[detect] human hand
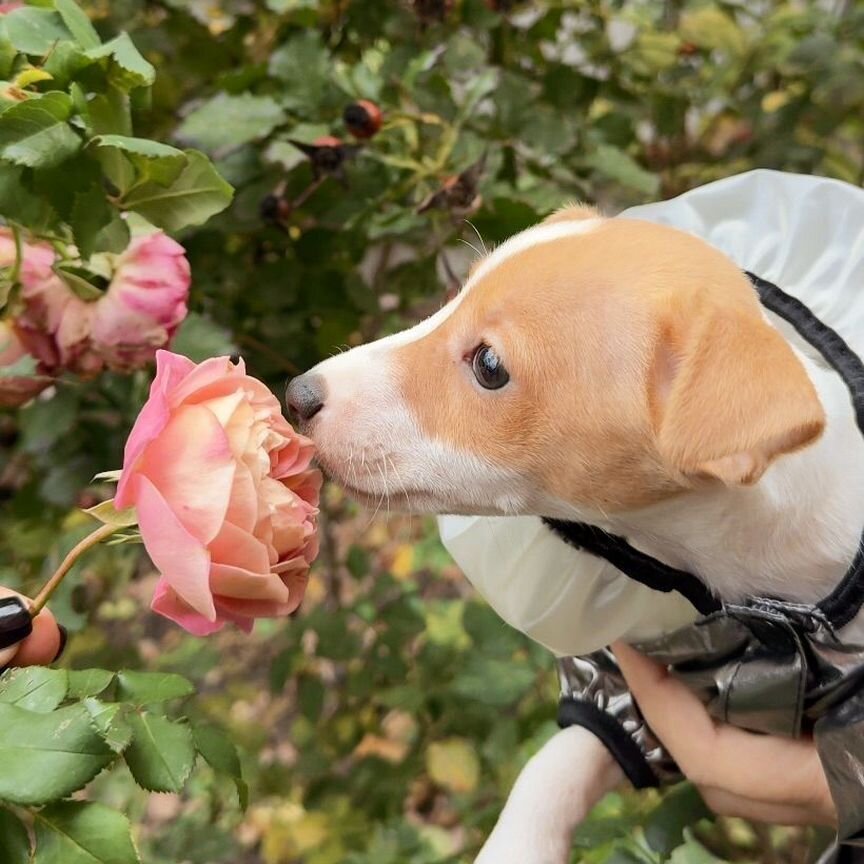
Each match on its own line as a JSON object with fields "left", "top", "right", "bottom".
{"left": 612, "top": 641, "right": 836, "bottom": 827}
{"left": 0, "top": 587, "right": 65, "bottom": 670}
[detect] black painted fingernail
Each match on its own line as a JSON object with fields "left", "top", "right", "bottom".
{"left": 53, "top": 625, "right": 68, "bottom": 663}
{"left": 0, "top": 597, "right": 32, "bottom": 649}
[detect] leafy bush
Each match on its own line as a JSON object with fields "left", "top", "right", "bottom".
{"left": 0, "top": 0, "right": 861, "bottom": 861}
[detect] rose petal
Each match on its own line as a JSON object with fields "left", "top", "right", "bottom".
{"left": 209, "top": 520, "right": 271, "bottom": 573}
{"left": 211, "top": 563, "right": 290, "bottom": 603}
{"left": 224, "top": 462, "right": 258, "bottom": 533}
{"left": 136, "top": 476, "right": 216, "bottom": 621}
{"left": 167, "top": 356, "right": 241, "bottom": 406}
{"left": 139, "top": 403, "right": 236, "bottom": 544}
{"left": 151, "top": 578, "right": 225, "bottom": 636}
{"left": 116, "top": 351, "right": 194, "bottom": 508}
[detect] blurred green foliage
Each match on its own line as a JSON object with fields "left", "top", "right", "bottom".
{"left": 1, "top": 0, "right": 863, "bottom": 860}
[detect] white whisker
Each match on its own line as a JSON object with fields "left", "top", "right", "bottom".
{"left": 464, "top": 219, "right": 489, "bottom": 255}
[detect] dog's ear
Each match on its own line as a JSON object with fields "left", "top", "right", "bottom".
{"left": 543, "top": 203, "right": 599, "bottom": 225}
{"left": 652, "top": 305, "right": 825, "bottom": 486}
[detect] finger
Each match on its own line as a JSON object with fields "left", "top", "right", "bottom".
{"left": 15, "top": 609, "right": 64, "bottom": 667}
{"left": 612, "top": 642, "right": 829, "bottom": 808}
{"left": 699, "top": 786, "right": 836, "bottom": 827}
{"left": 0, "top": 588, "right": 64, "bottom": 668}
{"left": 0, "top": 591, "right": 34, "bottom": 667}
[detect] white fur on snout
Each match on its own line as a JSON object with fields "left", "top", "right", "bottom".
{"left": 306, "top": 216, "right": 603, "bottom": 514}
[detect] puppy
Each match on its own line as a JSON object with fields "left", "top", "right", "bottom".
{"left": 287, "top": 205, "right": 864, "bottom": 862}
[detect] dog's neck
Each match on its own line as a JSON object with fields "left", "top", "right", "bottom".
{"left": 582, "top": 354, "right": 864, "bottom": 604}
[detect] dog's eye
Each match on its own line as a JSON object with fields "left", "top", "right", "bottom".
{"left": 471, "top": 344, "right": 510, "bottom": 390}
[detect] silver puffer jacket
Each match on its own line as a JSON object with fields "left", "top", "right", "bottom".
{"left": 438, "top": 171, "right": 864, "bottom": 845}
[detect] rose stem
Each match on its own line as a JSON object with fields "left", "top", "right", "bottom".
{"left": 30, "top": 522, "right": 119, "bottom": 616}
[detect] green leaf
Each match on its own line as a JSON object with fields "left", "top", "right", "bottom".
{"left": 426, "top": 738, "right": 479, "bottom": 793}
{"left": 193, "top": 722, "right": 248, "bottom": 809}
{"left": 67, "top": 669, "right": 115, "bottom": 699}
{"left": 0, "top": 807, "right": 31, "bottom": 864}
{"left": 42, "top": 41, "right": 93, "bottom": 88}
{"left": 0, "top": 91, "right": 80, "bottom": 169}
{"left": 2, "top": 7, "right": 72, "bottom": 56}
{"left": 176, "top": 93, "right": 286, "bottom": 153}
{"left": 268, "top": 30, "right": 331, "bottom": 112}
{"left": 115, "top": 671, "right": 195, "bottom": 704}
{"left": 92, "top": 134, "right": 187, "bottom": 190}
{"left": 84, "top": 499, "right": 138, "bottom": 528}
{"left": 193, "top": 723, "right": 241, "bottom": 777}
{"left": 120, "top": 150, "right": 233, "bottom": 232}
{"left": 170, "top": 312, "right": 237, "bottom": 363}
{"left": 83, "top": 698, "right": 133, "bottom": 753}
{"left": 0, "top": 162, "right": 56, "bottom": 228}
{"left": 645, "top": 783, "right": 713, "bottom": 857}
{"left": 124, "top": 712, "right": 196, "bottom": 793}
{"left": 451, "top": 656, "right": 536, "bottom": 707}
{"left": 33, "top": 801, "right": 140, "bottom": 864}
{"left": 0, "top": 667, "right": 68, "bottom": 712}
{"left": 54, "top": 0, "right": 101, "bottom": 50}
{"left": 679, "top": 8, "right": 747, "bottom": 57}
{"left": 0, "top": 35, "right": 16, "bottom": 80}
{"left": 91, "top": 214, "right": 130, "bottom": 255}
{"left": 0, "top": 702, "right": 115, "bottom": 804}
{"left": 585, "top": 144, "right": 659, "bottom": 196}
{"left": 69, "top": 184, "right": 114, "bottom": 260}
{"left": 0, "top": 352, "right": 38, "bottom": 379}
{"left": 86, "top": 34, "right": 155, "bottom": 91}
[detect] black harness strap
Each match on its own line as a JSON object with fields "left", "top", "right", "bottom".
{"left": 543, "top": 518, "right": 721, "bottom": 616}
{"left": 746, "top": 273, "right": 864, "bottom": 630}
{"left": 544, "top": 273, "right": 864, "bottom": 629}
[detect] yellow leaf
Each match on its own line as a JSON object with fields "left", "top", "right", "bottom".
{"left": 762, "top": 90, "right": 791, "bottom": 113}
{"left": 14, "top": 68, "right": 53, "bottom": 89}
{"left": 353, "top": 733, "right": 408, "bottom": 764}
{"left": 390, "top": 544, "right": 415, "bottom": 580}
{"left": 426, "top": 738, "right": 480, "bottom": 794}
{"left": 262, "top": 806, "right": 330, "bottom": 864}
{"left": 679, "top": 8, "right": 747, "bottom": 56}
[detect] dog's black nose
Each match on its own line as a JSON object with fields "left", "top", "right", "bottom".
{"left": 286, "top": 373, "right": 325, "bottom": 421}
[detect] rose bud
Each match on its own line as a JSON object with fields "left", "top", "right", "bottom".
{"left": 260, "top": 193, "right": 292, "bottom": 224}
{"left": 417, "top": 153, "right": 486, "bottom": 217}
{"left": 90, "top": 232, "right": 191, "bottom": 371}
{"left": 289, "top": 136, "right": 359, "bottom": 183}
{"left": 115, "top": 351, "right": 321, "bottom": 635}
{"left": 343, "top": 100, "right": 383, "bottom": 140}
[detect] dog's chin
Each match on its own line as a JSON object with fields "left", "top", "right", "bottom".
{"left": 321, "top": 471, "right": 495, "bottom": 516}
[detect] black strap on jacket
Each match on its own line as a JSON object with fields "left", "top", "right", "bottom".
{"left": 747, "top": 273, "right": 864, "bottom": 630}
{"left": 544, "top": 273, "right": 864, "bottom": 629}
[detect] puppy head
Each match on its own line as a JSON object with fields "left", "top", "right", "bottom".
{"left": 289, "top": 208, "right": 825, "bottom": 518}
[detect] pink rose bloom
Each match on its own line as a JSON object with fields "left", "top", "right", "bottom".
{"left": 90, "top": 233, "right": 191, "bottom": 370}
{"left": 0, "top": 228, "right": 94, "bottom": 373}
{"left": 115, "top": 350, "right": 321, "bottom": 635}
{"left": 0, "top": 320, "right": 49, "bottom": 407}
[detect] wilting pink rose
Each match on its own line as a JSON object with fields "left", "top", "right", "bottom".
{"left": 0, "top": 320, "right": 49, "bottom": 407}
{"left": 91, "top": 233, "right": 191, "bottom": 370}
{"left": 115, "top": 350, "right": 321, "bottom": 635}
{"left": 0, "top": 228, "right": 95, "bottom": 373}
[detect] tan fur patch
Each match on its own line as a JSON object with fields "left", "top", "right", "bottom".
{"left": 395, "top": 219, "right": 825, "bottom": 511}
